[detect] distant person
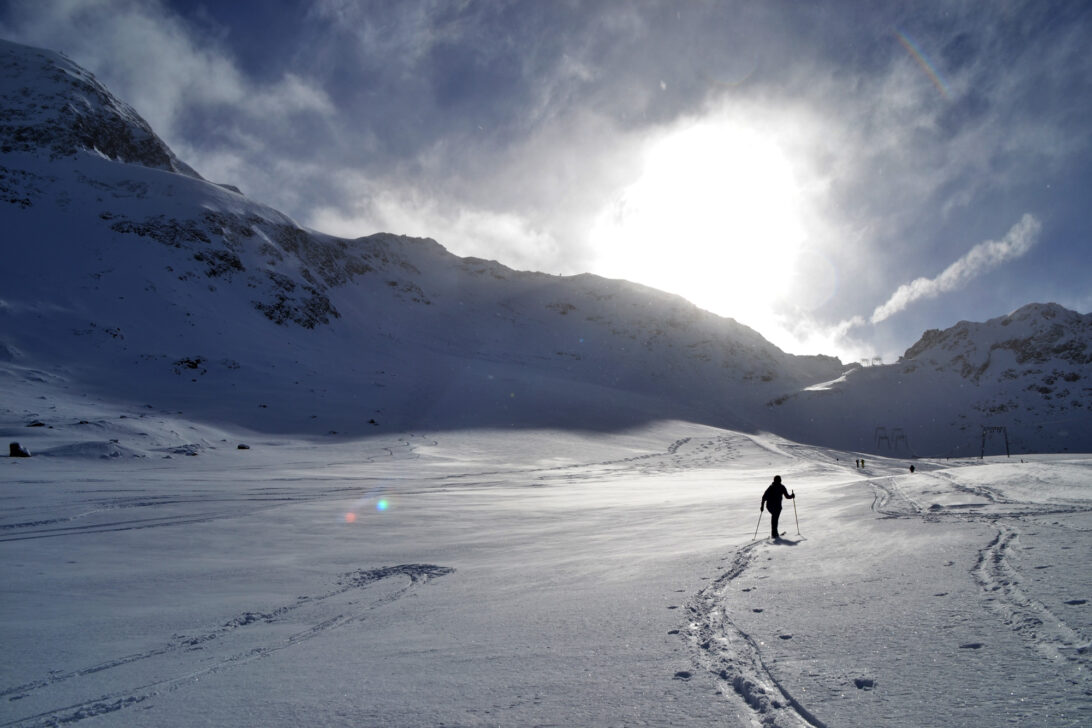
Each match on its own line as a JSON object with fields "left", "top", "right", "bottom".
{"left": 909, "top": 464, "right": 915, "bottom": 473}
{"left": 760, "top": 475, "right": 795, "bottom": 540}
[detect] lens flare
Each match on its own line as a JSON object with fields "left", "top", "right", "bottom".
{"left": 343, "top": 490, "right": 392, "bottom": 523}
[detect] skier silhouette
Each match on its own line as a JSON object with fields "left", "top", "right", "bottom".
{"left": 761, "top": 475, "right": 795, "bottom": 540}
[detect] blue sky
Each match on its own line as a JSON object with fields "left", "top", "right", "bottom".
{"left": 3, "top": 1, "right": 1090, "bottom": 363}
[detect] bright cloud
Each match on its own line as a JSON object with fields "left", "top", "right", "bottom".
{"left": 870, "top": 213, "right": 1042, "bottom": 324}
{"left": 4, "top": 0, "right": 1089, "bottom": 367}
{"left": 0, "top": 0, "right": 334, "bottom": 178}
{"left": 309, "top": 176, "right": 563, "bottom": 273}
{"left": 586, "top": 111, "right": 816, "bottom": 333}
{"left": 769, "top": 313, "right": 872, "bottom": 361}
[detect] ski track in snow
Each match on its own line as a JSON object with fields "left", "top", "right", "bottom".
{"left": 664, "top": 433, "right": 833, "bottom": 726}
{"left": 0, "top": 487, "right": 380, "bottom": 542}
{"left": 6, "top": 430, "right": 1089, "bottom": 725}
{"left": 0, "top": 433, "right": 741, "bottom": 727}
{"left": 678, "top": 452, "right": 1092, "bottom": 727}
{"left": 0, "top": 564, "right": 454, "bottom": 727}
{"left": 869, "top": 473, "right": 1092, "bottom": 691}
{"left": 683, "top": 542, "right": 825, "bottom": 728}
{"left": 974, "top": 526, "right": 1091, "bottom": 685}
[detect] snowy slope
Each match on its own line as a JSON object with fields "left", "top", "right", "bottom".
{"left": 767, "top": 303, "right": 1092, "bottom": 457}
{"left": 0, "top": 38, "right": 841, "bottom": 441}
{"left": 2, "top": 421, "right": 1089, "bottom": 726}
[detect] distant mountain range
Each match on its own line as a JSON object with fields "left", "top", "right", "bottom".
{"left": 2, "top": 39, "right": 1089, "bottom": 456}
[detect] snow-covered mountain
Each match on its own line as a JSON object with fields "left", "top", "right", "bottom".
{"left": 1, "top": 39, "right": 1088, "bottom": 455}
{"left": 768, "top": 303, "right": 1092, "bottom": 456}
{"left": 0, "top": 39, "right": 841, "bottom": 436}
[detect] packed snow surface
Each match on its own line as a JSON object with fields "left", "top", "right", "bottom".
{"left": 2, "top": 410, "right": 1089, "bottom": 727}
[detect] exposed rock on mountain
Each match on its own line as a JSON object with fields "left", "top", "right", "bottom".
{"left": 902, "top": 303, "right": 1090, "bottom": 380}
{"left": 769, "top": 303, "right": 1092, "bottom": 456}
{"left": 0, "top": 38, "right": 843, "bottom": 436}
{"left": 0, "top": 40, "right": 197, "bottom": 176}
{"left": 2, "top": 39, "right": 1089, "bottom": 455}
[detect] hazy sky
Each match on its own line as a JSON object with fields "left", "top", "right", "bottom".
{"left": 4, "top": 0, "right": 1090, "bottom": 363}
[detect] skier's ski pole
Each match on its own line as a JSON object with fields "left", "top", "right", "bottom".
{"left": 753, "top": 510, "right": 763, "bottom": 540}
{"left": 792, "top": 492, "right": 800, "bottom": 535}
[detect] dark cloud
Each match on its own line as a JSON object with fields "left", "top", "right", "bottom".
{"left": 940, "top": 31, "right": 976, "bottom": 72}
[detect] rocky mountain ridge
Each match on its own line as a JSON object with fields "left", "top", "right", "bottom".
{"left": 0, "top": 38, "right": 842, "bottom": 437}
{"left": 0, "top": 39, "right": 196, "bottom": 176}
{"left": 901, "top": 302, "right": 1090, "bottom": 381}
{"left": 1, "top": 38, "right": 1088, "bottom": 455}
{"left": 767, "top": 302, "right": 1091, "bottom": 456}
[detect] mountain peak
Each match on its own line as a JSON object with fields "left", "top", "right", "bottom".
{"left": 1, "top": 39, "right": 1088, "bottom": 454}
{"left": 901, "top": 302, "right": 1090, "bottom": 365}
{"left": 0, "top": 39, "right": 198, "bottom": 177}
{"left": 1001, "top": 301, "right": 1078, "bottom": 325}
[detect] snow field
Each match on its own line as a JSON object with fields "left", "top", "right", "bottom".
{"left": 2, "top": 418, "right": 1090, "bottom": 727}
{"left": 703, "top": 461, "right": 1091, "bottom": 727}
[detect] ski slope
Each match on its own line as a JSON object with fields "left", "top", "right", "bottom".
{"left": 3, "top": 409, "right": 1089, "bottom": 727}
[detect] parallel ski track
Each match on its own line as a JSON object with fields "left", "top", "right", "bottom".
{"left": 682, "top": 542, "right": 826, "bottom": 728}
{"left": 869, "top": 474, "right": 1092, "bottom": 691}
{"left": 0, "top": 564, "right": 454, "bottom": 727}
{"left": 695, "top": 465, "right": 1092, "bottom": 726}
{"left": 0, "top": 486, "right": 373, "bottom": 542}
{"left": 0, "top": 432, "right": 744, "bottom": 726}
{"left": 2, "top": 434, "right": 747, "bottom": 543}
{"left": 973, "top": 525, "right": 1091, "bottom": 687}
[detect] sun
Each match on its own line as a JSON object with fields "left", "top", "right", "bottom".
{"left": 589, "top": 116, "right": 808, "bottom": 330}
